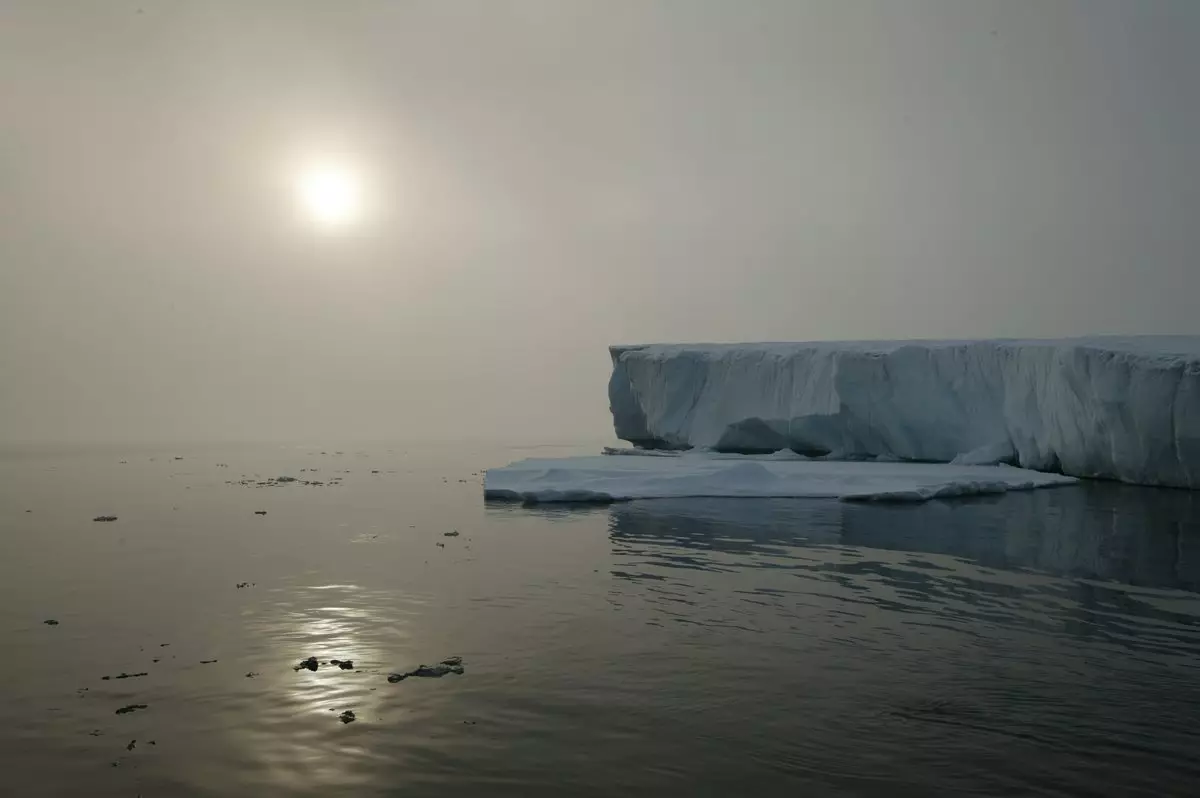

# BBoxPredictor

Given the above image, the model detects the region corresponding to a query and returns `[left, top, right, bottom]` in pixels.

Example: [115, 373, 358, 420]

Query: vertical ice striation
[608, 338, 1200, 488]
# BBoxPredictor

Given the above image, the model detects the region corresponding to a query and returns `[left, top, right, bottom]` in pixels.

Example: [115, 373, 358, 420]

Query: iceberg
[483, 451, 1076, 504]
[608, 337, 1200, 488]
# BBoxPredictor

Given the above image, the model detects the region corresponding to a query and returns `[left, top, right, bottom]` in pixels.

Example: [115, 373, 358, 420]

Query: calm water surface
[2, 443, 1199, 797]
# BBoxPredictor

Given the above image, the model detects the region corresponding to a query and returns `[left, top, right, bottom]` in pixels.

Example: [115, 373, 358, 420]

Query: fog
[2, 0, 1198, 444]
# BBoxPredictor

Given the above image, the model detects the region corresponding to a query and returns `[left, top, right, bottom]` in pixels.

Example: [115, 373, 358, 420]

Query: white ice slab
[608, 337, 1200, 488]
[484, 451, 1077, 504]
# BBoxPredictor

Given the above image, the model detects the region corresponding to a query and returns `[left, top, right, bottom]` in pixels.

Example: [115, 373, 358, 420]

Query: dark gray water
[3, 443, 1200, 797]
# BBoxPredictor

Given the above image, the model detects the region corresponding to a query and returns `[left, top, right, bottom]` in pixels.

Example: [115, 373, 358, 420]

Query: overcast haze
[2, 0, 1198, 444]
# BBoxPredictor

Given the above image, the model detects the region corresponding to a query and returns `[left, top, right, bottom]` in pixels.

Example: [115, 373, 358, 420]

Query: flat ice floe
[484, 450, 1077, 504]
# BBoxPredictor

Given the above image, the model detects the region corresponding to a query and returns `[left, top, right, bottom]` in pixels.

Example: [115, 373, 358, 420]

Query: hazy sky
[2, 0, 1198, 443]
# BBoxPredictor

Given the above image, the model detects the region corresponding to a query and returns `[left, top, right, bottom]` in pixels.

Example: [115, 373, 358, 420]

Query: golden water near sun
[4, 443, 1200, 796]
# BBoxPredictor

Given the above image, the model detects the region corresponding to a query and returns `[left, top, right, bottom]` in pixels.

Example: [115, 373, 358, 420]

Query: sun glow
[294, 162, 363, 229]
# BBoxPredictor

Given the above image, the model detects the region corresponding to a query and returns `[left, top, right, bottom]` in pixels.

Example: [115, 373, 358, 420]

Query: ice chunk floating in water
[608, 337, 1200, 488]
[484, 452, 1076, 504]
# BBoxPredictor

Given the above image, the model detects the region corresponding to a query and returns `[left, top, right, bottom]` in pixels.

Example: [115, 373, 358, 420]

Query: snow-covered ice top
[608, 337, 1200, 488]
[483, 450, 1076, 504]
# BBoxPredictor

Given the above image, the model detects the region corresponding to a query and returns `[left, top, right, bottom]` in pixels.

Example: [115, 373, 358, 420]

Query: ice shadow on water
[606, 486, 1200, 665]
[606, 483, 1200, 592]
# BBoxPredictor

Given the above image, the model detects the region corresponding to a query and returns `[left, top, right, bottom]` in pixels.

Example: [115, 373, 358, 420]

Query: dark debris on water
[93, 516, 118, 522]
[388, 656, 464, 683]
[339, 710, 356, 724]
[229, 475, 331, 489]
[330, 659, 355, 670]
[295, 657, 319, 672]
[115, 704, 148, 715]
[102, 672, 148, 681]
[44, 619, 59, 626]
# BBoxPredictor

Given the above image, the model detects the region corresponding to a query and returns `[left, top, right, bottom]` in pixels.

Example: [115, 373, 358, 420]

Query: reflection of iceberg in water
[608, 485, 1200, 592]
[607, 497, 843, 552]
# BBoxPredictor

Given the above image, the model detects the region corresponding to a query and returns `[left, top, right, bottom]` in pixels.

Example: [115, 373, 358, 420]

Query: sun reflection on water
[214, 582, 462, 793]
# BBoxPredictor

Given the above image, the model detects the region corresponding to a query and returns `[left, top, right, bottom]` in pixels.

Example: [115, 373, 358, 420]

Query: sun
[294, 162, 363, 229]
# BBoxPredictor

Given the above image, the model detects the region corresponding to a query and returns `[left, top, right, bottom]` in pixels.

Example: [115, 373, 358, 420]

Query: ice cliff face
[608, 338, 1200, 488]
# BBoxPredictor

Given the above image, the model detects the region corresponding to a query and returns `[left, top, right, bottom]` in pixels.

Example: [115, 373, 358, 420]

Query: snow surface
[483, 451, 1077, 504]
[608, 337, 1200, 488]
